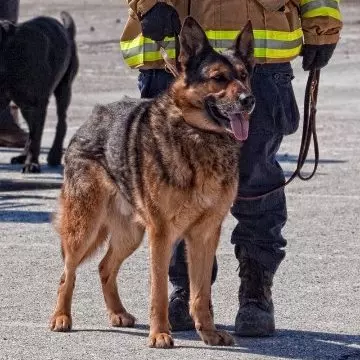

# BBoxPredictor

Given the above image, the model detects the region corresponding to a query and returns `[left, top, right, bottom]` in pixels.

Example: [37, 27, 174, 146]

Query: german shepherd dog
[50, 17, 255, 348]
[0, 12, 78, 173]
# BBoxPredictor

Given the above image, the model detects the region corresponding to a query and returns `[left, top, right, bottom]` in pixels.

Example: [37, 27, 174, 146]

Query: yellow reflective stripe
[254, 45, 302, 59]
[205, 30, 239, 40]
[300, 0, 341, 19]
[121, 28, 303, 49]
[120, 28, 304, 66]
[301, 0, 339, 5]
[120, 36, 175, 51]
[205, 29, 303, 42]
[253, 28, 303, 42]
[124, 49, 176, 67]
[302, 7, 341, 20]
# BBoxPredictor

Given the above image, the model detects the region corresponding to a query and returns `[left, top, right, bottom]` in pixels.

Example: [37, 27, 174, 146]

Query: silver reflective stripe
[254, 38, 302, 50]
[209, 38, 303, 51]
[208, 39, 233, 49]
[122, 41, 176, 59]
[301, 0, 339, 16]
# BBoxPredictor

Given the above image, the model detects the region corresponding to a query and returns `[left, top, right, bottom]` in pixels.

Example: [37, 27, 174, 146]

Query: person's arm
[299, 0, 343, 70]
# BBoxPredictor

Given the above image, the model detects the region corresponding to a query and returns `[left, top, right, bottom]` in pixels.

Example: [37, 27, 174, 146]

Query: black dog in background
[0, 11, 78, 173]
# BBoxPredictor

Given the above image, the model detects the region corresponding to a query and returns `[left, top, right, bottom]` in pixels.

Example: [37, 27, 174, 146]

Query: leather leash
[158, 34, 180, 77]
[158, 41, 321, 201]
[237, 69, 320, 200]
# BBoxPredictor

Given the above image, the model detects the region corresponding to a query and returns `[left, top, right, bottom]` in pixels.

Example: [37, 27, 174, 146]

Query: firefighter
[120, 0, 342, 336]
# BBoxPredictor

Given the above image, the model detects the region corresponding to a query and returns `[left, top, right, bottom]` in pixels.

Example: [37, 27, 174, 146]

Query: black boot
[235, 257, 275, 337]
[168, 288, 215, 332]
[168, 288, 195, 331]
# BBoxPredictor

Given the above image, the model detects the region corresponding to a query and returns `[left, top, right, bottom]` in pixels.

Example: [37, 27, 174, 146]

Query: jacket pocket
[250, 68, 300, 135]
[272, 72, 300, 135]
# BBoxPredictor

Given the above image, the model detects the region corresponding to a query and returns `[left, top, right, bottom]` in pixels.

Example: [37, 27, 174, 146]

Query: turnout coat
[120, 0, 342, 69]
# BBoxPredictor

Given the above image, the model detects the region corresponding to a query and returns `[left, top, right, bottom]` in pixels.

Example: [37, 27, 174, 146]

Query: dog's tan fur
[50, 17, 255, 348]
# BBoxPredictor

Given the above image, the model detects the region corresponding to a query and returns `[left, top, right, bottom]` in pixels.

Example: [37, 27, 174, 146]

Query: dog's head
[172, 17, 255, 141]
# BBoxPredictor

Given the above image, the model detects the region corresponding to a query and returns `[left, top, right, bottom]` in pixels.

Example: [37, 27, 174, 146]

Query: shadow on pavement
[0, 147, 52, 154]
[227, 328, 360, 360]
[0, 194, 57, 223]
[0, 179, 62, 192]
[72, 325, 360, 359]
[277, 153, 347, 164]
[0, 194, 57, 201]
[0, 180, 60, 223]
[0, 162, 63, 174]
[0, 210, 51, 223]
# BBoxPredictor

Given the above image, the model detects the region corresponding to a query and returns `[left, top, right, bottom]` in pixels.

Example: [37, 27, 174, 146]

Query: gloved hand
[140, 2, 181, 42]
[302, 44, 337, 71]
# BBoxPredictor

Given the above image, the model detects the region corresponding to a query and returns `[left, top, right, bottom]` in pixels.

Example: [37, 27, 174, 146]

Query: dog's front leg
[186, 222, 234, 346]
[148, 225, 174, 349]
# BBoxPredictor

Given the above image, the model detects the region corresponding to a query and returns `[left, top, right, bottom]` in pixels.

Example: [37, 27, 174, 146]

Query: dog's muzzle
[205, 91, 256, 142]
[238, 93, 256, 114]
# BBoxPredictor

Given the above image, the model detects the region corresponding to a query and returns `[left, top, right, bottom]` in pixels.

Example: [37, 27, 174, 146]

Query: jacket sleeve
[300, 0, 343, 45]
[127, 0, 171, 18]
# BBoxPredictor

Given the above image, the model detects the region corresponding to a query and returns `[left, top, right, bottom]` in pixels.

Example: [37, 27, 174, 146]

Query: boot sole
[235, 325, 275, 337]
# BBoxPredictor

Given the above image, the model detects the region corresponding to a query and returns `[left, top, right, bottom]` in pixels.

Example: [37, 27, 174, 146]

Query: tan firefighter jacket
[120, 0, 342, 69]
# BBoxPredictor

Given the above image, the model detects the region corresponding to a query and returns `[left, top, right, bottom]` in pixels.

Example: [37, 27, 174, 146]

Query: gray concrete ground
[0, 1, 359, 359]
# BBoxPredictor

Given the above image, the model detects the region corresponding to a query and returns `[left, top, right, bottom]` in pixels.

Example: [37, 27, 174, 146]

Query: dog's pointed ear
[232, 21, 255, 70]
[179, 16, 211, 65]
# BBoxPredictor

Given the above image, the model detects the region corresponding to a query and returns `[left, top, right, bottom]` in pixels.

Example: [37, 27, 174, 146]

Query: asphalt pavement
[0, 1, 359, 359]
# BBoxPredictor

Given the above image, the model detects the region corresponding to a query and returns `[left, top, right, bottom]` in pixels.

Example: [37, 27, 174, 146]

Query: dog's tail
[60, 11, 76, 39]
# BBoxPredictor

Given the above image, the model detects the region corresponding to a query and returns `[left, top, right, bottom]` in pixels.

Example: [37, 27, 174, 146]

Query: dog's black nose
[240, 94, 255, 112]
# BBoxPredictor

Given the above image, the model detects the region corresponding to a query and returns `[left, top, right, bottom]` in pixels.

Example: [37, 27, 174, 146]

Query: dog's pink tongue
[230, 113, 249, 141]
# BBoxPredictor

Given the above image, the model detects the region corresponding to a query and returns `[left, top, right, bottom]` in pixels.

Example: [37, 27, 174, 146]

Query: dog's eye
[211, 74, 228, 83]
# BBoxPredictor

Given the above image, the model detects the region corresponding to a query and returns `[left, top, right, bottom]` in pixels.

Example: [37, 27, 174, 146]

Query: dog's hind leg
[50, 224, 108, 332]
[99, 219, 144, 327]
[48, 75, 73, 166]
[48, 41, 78, 167]
[47, 85, 70, 166]
[50, 163, 111, 331]
[186, 219, 234, 346]
[11, 103, 48, 173]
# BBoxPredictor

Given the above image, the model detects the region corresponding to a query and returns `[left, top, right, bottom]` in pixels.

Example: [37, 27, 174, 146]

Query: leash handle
[237, 69, 321, 201]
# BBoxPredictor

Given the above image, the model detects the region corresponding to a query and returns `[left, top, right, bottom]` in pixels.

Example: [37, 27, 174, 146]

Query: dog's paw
[109, 312, 136, 327]
[22, 163, 41, 173]
[11, 154, 26, 164]
[50, 314, 72, 332]
[198, 329, 234, 346]
[148, 333, 174, 349]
